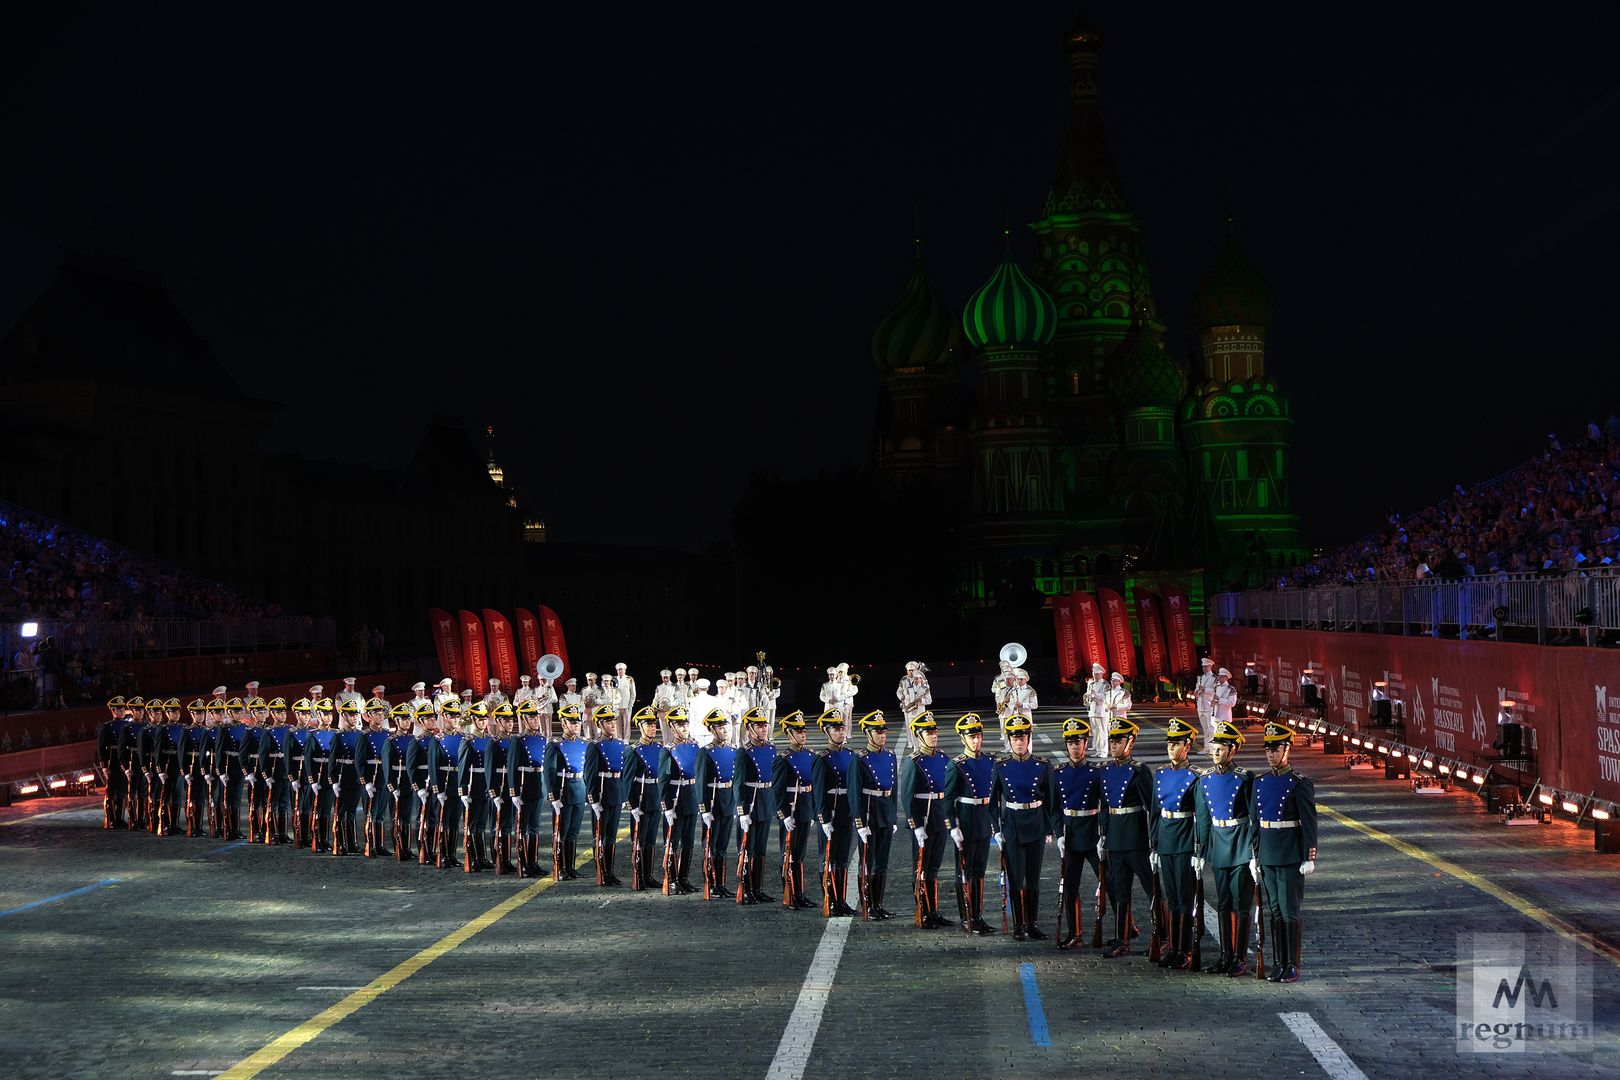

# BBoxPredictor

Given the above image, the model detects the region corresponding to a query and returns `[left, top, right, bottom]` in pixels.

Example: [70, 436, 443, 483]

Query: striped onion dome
[871, 248, 957, 373]
[962, 238, 1058, 350]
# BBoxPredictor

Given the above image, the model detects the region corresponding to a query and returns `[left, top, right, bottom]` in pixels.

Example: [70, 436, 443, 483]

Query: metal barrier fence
[1213, 569, 1620, 645]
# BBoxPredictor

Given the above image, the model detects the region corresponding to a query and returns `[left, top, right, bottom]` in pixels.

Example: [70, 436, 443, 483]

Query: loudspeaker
[1595, 818, 1620, 854]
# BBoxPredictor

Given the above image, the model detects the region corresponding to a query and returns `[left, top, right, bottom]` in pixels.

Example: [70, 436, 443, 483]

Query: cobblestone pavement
[3, 704, 1617, 1079]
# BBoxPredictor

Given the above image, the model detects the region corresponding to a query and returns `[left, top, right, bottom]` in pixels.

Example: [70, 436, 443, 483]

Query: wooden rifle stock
[953, 843, 968, 932]
[1147, 865, 1166, 963]
[1190, 868, 1205, 970]
[1092, 859, 1107, 948]
[1254, 867, 1267, 980]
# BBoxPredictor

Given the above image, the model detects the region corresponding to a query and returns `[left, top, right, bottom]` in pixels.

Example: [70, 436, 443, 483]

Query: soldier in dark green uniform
[899, 711, 952, 928]
[1050, 717, 1104, 949]
[330, 700, 365, 856]
[458, 702, 495, 871]
[734, 707, 778, 905]
[694, 707, 738, 899]
[545, 703, 589, 880]
[118, 696, 148, 832]
[362, 697, 393, 857]
[215, 698, 249, 841]
[813, 710, 857, 917]
[307, 697, 338, 852]
[772, 711, 817, 910]
[1251, 721, 1317, 983]
[157, 698, 185, 836]
[487, 702, 516, 873]
[239, 697, 266, 843]
[622, 706, 663, 889]
[433, 701, 465, 868]
[98, 696, 128, 829]
[990, 715, 1053, 941]
[1151, 716, 1202, 970]
[658, 708, 701, 895]
[415, 704, 447, 866]
[287, 699, 313, 848]
[257, 697, 294, 845]
[182, 699, 211, 837]
[583, 705, 627, 885]
[205, 697, 230, 838]
[1099, 718, 1155, 959]
[509, 700, 549, 877]
[387, 703, 418, 861]
[1194, 719, 1256, 975]
[944, 713, 996, 934]
[137, 699, 164, 834]
[848, 710, 898, 920]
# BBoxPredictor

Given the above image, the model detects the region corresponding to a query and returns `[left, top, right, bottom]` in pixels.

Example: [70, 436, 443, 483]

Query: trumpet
[849, 672, 861, 685]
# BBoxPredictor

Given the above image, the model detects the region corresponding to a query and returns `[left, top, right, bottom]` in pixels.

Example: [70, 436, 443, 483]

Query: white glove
[309, 781, 318, 792]
[387, 785, 397, 797]
[1192, 856, 1205, 873]
[416, 788, 427, 802]
[993, 831, 1003, 847]
[740, 816, 751, 833]
[552, 800, 564, 816]
[460, 795, 471, 808]
[1249, 857, 1261, 882]
[820, 822, 834, 840]
[436, 793, 446, 805]
[857, 826, 872, 844]
[244, 773, 256, 785]
[701, 812, 715, 828]
[629, 807, 642, 823]
[1097, 840, 1107, 860]
[511, 796, 522, 809]
[330, 782, 340, 795]
[912, 826, 928, 845]
[1299, 859, 1315, 876]
[663, 808, 676, 827]
[950, 826, 964, 848]
[590, 801, 603, 817]
[1149, 851, 1161, 872]
[365, 783, 376, 798]
[783, 816, 796, 833]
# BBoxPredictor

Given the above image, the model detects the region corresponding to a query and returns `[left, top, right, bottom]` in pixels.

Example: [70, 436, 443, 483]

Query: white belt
[470, 768, 484, 774]
[1109, 806, 1143, 815]
[670, 778, 694, 786]
[1004, 800, 1042, 811]
[562, 770, 580, 778]
[745, 781, 770, 788]
[957, 796, 989, 805]
[633, 776, 657, 784]
[519, 766, 539, 773]
[862, 787, 891, 797]
[1160, 809, 1193, 819]
[829, 787, 847, 795]
[268, 753, 284, 759]
[600, 771, 621, 778]
[1211, 816, 1246, 827]
[786, 785, 811, 793]
[1260, 819, 1300, 829]
[912, 792, 943, 800]
[1064, 808, 1100, 817]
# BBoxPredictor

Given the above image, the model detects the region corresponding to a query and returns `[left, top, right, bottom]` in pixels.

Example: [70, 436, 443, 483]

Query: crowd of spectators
[1275, 418, 1620, 588]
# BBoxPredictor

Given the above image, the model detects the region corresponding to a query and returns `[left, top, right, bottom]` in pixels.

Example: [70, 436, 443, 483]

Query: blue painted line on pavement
[207, 841, 249, 855]
[1019, 962, 1051, 1047]
[0, 878, 122, 919]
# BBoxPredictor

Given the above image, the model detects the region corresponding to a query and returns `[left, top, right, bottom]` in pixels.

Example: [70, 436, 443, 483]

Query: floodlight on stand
[1537, 789, 1556, 807]
[1592, 804, 1613, 822]
[20, 621, 39, 638]
[1438, 762, 1452, 776]
[1560, 797, 1582, 815]
[1421, 754, 1435, 770]
[1471, 767, 1488, 787]
[17, 778, 42, 796]
[47, 776, 67, 791]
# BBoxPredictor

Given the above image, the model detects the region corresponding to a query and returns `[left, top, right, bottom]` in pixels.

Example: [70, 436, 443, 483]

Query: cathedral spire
[1046, 12, 1126, 215]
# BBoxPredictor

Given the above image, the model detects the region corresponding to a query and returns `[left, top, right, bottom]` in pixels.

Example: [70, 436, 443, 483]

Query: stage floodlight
[20, 621, 39, 638]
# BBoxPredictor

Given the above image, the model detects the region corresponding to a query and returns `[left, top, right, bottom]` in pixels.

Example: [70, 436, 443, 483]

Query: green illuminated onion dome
[1191, 230, 1273, 329]
[962, 247, 1058, 350]
[871, 252, 957, 373]
[1111, 328, 1187, 410]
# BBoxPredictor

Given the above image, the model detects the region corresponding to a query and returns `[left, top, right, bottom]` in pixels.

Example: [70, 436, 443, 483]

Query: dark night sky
[4, 2, 1617, 553]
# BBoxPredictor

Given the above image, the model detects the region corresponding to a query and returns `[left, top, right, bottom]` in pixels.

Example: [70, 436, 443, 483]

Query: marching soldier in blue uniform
[694, 707, 738, 899]
[1051, 717, 1105, 949]
[583, 704, 628, 885]
[331, 704, 365, 856]
[488, 703, 516, 874]
[257, 698, 293, 845]
[118, 697, 147, 831]
[1194, 719, 1256, 975]
[545, 703, 590, 880]
[1251, 721, 1317, 983]
[157, 699, 185, 836]
[623, 706, 666, 890]
[848, 710, 898, 920]
[215, 699, 249, 841]
[813, 710, 857, 917]
[1099, 718, 1155, 958]
[239, 698, 265, 843]
[510, 700, 549, 877]
[362, 697, 393, 857]
[772, 711, 817, 910]
[205, 697, 229, 838]
[415, 705, 446, 866]
[98, 697, 128, 829]
[183, 699, 211, 837]
[658, 708, 701, 895]
[308, 697, 338, 852]
[899, 711, 953, 928]
[944, 713, 996, 934]
[387, 703, 418, 861]
[133, 699, 160, 834]
[435, 702, 465, 868]
[734, 707, 779, 905]
[458, 703, 495, 872]
[287, 699, 313, 847]
[990, 715, 1053, 941]
[1151, 717, 1202, 970]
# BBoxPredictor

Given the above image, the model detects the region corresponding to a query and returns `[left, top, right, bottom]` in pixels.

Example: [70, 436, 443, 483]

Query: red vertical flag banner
[483, 609, 520, 690]
[1096, 588, 1136, 678]
[1071, 590, 1109, 676]
[459, 610, 489, 694]
[514, 608, 542, 680]
[1160, 584, 1198, 675]
[1137, 591, 1170, 679]
[539, 605, 571, 684]
[428, 608, 463, 686]
[1051, 595, 1080, 688]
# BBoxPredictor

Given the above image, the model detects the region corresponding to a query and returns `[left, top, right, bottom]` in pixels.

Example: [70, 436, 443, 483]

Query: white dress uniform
[837, 676, 858, 723]
[897, 672, 931, 748]
[819, 671, 841, 719]
[615, 669, 637, 730]
[1104, 678, 1133, 741]
[1213, 677, 1238, 726]
[1194, 664, 1219, 745]
[511, 679, 537, 711]
[336, 680, 365, 716]
[482, 680, 509, 709]
[687, 683, 719, 748]
[1084, 671, 1111, 759]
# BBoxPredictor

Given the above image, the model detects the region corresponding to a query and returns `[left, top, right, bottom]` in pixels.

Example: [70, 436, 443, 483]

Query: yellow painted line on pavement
[219, 825, 630, 1080]
[1318, 801, 1620, 970]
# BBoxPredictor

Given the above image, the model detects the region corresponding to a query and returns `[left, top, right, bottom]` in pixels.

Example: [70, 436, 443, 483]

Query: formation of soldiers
[92, 668, 1318, 982]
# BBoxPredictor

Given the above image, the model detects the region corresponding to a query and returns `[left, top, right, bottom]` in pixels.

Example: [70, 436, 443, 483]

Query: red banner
[483, 609, 520, 690]
[428, 608, 462, 686]
[1161, 583, 1198, 675]
[514, 608, 542, 681]
[1136, 591, 1169, 678]
[539, 605, 571, 684]
[1052, 594, 1080, 687]
[1213, 626, 1620, 803]
[1096, 588, 1135, 678]
[459, 610, 489, 693]
[1071, 590, 1109, 676]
